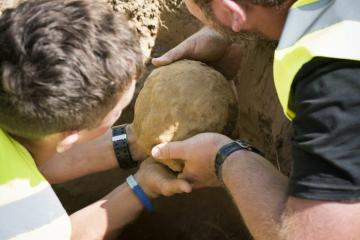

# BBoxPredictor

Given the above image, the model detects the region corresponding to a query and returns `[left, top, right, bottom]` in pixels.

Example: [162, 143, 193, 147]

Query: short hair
[0, 0, 143, 139]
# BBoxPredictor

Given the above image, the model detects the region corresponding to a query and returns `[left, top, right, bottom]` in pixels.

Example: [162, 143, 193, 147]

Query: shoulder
[292, 57, 360, 108]
[0, 129, 71, 240]
[0, 179, 71, 239]
[288, 57, 360, 201]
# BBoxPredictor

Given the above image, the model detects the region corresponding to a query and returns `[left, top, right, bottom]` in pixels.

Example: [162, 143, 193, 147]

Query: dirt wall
[0, 1, 292, 239]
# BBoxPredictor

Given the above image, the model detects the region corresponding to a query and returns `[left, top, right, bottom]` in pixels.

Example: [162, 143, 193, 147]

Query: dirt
[131, 60, 237, 171]
[0, 0, 22, 13]
[0, 1, 292, 239]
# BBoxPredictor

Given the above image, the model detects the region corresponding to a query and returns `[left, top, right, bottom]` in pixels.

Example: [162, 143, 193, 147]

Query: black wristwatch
[215, 140, 263, 181]
[112, 125, 138, 169]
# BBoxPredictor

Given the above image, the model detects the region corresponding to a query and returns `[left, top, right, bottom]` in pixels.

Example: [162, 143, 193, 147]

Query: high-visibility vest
[274, 0, 360, 120]
[0, 129, 71, 240]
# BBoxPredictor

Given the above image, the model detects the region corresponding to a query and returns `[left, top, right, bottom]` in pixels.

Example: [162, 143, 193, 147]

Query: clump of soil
[108, 0, 185, 59]
[131, 60, 237, 171]
[0, 0, 23, 14]
[108, 0, 161, 59]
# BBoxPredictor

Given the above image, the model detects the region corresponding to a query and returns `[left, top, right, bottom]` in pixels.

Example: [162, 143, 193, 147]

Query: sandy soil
[0, 1, 292, 239]
[132, 60, 237, 171]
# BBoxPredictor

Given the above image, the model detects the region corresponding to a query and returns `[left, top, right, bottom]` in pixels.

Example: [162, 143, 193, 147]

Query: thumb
[151, 141, 187, 160]
[152, 41, 189, 67]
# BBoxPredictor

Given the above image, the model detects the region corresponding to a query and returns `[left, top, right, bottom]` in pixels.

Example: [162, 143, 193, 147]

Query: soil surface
[0, 1, 292, 239]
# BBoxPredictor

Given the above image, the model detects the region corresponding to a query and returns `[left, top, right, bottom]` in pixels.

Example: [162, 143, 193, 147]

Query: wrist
[212, 136, 233, 153]
[221, 149, 247, 179]
[134, 172, 157, 199]
[215, 140, 263, 182]
[126, 124, 147, 162]
[112, 124, 138, 169]
[127, 174, 154, 212]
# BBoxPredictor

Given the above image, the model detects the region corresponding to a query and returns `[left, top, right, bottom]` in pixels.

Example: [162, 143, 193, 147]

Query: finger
[178, 173, 196, 184]
[152, 41, 190, 67]
[151, 141, 187, 160]
[161, 179, 192, 196]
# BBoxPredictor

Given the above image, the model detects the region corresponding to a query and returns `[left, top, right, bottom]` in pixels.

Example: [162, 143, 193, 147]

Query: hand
[126, 124, 148, 162]
[151, 133, 233, 188]
[135, 158, 192, 198]
[152, 27, 242, 79]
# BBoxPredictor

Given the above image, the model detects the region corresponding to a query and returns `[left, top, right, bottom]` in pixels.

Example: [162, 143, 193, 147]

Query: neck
[12, 134, 59, 166]
[256, 0, 295, 40]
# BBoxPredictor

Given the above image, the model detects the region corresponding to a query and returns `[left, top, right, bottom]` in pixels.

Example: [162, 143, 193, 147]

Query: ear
[222, 0, 247, 32]
[56, 131, 80, 153]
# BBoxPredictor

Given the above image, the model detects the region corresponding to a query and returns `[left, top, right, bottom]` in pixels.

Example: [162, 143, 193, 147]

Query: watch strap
[215, 140, 263, 180]
[112, 125, 138, 169]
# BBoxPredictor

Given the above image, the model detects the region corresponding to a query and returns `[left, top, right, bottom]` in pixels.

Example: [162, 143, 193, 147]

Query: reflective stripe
[0, 180, 49, 207]
[0, 129, 71, 239]
[13, 214, 71, 240]
[279, 0, 360, 49]
[291, 0, 321, 9]
[274, 0, 360, 120]
[0, 185, 71, 240]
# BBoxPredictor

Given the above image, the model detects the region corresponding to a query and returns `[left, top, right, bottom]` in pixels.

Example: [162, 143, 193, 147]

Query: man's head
[187, 0, 294, 40]
[0, 0, 142, 147]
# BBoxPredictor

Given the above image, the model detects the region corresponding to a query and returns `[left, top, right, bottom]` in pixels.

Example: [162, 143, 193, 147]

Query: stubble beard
[205, 13, 278, 46]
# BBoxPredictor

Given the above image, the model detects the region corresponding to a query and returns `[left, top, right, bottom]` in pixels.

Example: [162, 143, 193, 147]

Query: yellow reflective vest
[274, 0, 360, 120]
[0, 129, 71, 240]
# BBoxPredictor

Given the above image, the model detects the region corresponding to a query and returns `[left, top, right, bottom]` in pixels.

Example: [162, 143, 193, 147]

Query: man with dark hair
[0, 1, 191, 239]
[151, 0, 360, 239]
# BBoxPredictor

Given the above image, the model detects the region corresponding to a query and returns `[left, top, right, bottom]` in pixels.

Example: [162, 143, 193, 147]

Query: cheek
[114, 110, 122, 122]
[85, 112, 121, 141]
[78, 127, 108, 144]
[100, 116, 117, 133]
[107, 110, 122, 126]
[90, 127, 108, 139]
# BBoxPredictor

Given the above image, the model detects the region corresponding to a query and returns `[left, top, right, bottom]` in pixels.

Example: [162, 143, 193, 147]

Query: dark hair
[0, 0, 143, 139]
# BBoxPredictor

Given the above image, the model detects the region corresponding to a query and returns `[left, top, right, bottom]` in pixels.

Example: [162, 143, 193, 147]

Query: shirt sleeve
[288, 57, 360, 201]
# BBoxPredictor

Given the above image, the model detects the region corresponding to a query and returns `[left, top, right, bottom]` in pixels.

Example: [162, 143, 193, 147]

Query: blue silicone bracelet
[126, 175, 154, 212]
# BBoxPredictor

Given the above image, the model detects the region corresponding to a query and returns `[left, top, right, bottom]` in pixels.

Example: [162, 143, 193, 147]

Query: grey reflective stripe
[0, 185, 67, 239]
[278, 0, 360, 50]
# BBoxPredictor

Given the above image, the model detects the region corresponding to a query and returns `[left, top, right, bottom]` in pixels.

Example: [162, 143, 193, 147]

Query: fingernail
[56, 146, 65, 153]
[183, 185, 192, 193]
[152, 147, 161, 158]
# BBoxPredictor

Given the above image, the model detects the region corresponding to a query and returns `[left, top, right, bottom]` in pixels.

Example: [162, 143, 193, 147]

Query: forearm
[69, 158, 190, 240]
[222, 151, 288, 240]
[70, 182, 143, 240]
[40, 130, 118, 184]
[40, 126, 146, 184]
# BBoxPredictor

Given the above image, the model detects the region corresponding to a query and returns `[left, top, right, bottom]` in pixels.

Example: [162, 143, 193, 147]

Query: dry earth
[0, 1, 292, 239]
[132, 60, 238, 171]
